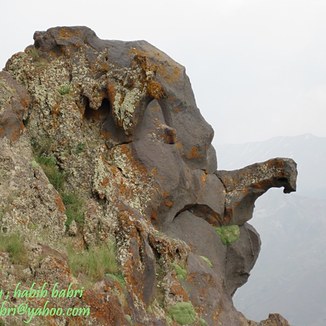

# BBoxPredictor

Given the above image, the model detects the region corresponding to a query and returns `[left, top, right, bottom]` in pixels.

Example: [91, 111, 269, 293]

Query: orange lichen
[58, 27, 81, 40]
[20, 96, 30, 108]
[175, 142, 183, 151]
[186, 146, 203, 160]
[100, 177, 110, 187]
[54, 194, 65, 213]
[150, 210, 158, 221]
[156, 64, 181, 85]
[83, 287, 125, 324]
[173, 106, 182, 114]
[107, 84, 116, 104]
[147, 80, 165, 100]
[169, 280, 189, 301]
[201, 173, 208, 184]
[164, 199, 174, 208]
[51, 103, 60, 116]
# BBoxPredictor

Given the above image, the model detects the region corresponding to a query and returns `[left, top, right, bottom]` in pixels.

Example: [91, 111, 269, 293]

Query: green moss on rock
[168, 302, 196, 325]
[215, 225, 240, 245]
[172, 262, 187, 281]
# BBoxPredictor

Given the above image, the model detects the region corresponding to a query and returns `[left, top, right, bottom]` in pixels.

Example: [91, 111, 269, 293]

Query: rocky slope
[0, 26, 297, 326]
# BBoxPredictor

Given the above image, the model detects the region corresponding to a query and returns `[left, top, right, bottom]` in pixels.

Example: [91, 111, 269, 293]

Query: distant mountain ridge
[216, 134, 326, 326]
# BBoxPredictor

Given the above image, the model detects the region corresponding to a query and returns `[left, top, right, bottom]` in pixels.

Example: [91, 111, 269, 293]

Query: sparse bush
[36, 154, 65, 192]
[31, 137, 53, 157]
[67, 239, 120, 282]
[167, 302, 196, 325]
[32, 139, 85, 228]
[27, 47, 40, 62]
[215, 225, 240, 245]
[62, 192, 85, 227]
[0, 233, 28, 265]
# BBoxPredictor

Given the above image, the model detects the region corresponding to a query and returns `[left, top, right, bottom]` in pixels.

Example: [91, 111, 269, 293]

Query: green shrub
[168, 302, 196, 325]
[67, 239, 120, 282]
[0, 233, 28, 265]
[172, 262, 187, 281]
[215, 225, 240, 245]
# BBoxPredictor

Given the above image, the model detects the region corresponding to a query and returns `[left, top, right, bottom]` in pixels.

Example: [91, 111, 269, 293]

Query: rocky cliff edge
[0, 26, 297, 326]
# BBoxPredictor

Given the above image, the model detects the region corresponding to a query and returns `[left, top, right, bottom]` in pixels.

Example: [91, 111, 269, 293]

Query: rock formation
[0, 26, 297, 325]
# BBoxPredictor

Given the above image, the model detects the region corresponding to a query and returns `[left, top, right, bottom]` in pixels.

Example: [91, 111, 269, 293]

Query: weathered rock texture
[0, 26, 297, 325]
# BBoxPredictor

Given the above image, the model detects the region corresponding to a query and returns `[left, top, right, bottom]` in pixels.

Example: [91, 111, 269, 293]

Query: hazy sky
[1, 0, 326, 144]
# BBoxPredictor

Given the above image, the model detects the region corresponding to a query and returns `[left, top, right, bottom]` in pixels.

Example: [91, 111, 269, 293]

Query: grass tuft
[62, 192, 85, 227]
[36, 154, 65, 192]
[0, 233, 28, 265]
[67, 239, 120, 282]
[32, 141, 85, 228]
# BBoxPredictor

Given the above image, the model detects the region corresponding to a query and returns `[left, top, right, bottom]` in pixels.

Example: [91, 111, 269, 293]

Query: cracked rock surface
[0, 26, 297, 325]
